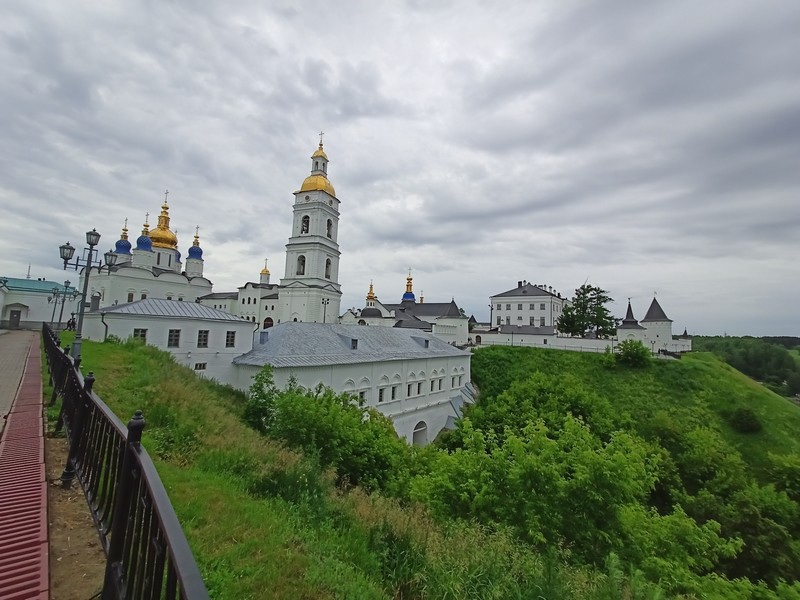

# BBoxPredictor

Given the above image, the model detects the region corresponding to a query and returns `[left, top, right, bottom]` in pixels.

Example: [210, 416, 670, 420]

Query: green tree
[616, 340, 652, 368]
[557, 284, 617, 338]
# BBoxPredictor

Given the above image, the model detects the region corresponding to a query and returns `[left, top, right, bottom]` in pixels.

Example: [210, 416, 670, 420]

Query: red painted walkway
[0, 331, 48, 600]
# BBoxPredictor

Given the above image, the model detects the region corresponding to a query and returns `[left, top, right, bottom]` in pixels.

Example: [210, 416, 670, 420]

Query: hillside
[49, 336, 800, 598]
[470, 347, 800, 476]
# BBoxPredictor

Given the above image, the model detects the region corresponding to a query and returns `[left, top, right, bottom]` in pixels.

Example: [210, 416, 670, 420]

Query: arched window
[296, 255, 305, 275]
[358, 319, 366, 326]
[301, 215, 310, 234]
[264, 317, 274, 329]
[326, 219, 332, 238]
[314, 161, 319, 171]
[325, 259, 332, 279]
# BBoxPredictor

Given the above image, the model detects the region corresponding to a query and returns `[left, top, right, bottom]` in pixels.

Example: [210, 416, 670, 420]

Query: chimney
[518, 280, 522, 288]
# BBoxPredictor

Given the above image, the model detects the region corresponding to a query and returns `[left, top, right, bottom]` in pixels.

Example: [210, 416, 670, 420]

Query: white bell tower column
[278, 136, 342, 323]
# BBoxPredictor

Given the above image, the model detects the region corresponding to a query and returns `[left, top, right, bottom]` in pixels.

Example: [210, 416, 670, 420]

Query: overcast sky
[1, 1, 798, 336]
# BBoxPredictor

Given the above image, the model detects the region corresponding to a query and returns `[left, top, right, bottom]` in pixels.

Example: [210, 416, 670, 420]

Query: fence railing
[43, 323, 210, 600]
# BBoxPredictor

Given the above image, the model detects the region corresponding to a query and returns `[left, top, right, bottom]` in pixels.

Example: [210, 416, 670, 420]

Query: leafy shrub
[616, 340, 651, 368]
[104, 334, 123, 344]
[728, 406, 762, 434]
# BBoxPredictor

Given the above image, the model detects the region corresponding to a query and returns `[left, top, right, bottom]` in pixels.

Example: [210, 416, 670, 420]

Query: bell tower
[279, 136, 342, 323]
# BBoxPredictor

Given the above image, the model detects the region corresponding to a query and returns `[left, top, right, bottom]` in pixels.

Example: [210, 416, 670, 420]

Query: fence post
[103, 411, 146, 600]
[59, 372, 95, 489]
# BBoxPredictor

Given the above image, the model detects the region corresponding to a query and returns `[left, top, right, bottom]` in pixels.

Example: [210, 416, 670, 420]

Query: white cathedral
[80, 140, 473, 445]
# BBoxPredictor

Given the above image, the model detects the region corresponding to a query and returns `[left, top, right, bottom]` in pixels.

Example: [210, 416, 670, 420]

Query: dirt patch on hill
[47, 435, 107, 600]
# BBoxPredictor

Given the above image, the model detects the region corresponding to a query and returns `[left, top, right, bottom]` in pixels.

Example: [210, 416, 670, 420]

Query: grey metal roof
[492, 283, 557, 299]
[640, 297, 672, 322]
[234, 322, 468, 368]
[384, 299, 466, 319]
[100, 298, 246, 321]
[199, 292, 238, 300]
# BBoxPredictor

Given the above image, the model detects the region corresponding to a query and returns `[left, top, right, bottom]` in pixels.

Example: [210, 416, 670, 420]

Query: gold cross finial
[319, 130, 324, 146]
[145, 212, 149, 225]
[164, 189, 169, 202]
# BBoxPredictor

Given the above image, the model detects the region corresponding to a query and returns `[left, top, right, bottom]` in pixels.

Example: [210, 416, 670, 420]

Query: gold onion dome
[311, 141, 328, 160]
[300, 174, 336, 197]
[149, 200, 178, 249]
[260, 259, 270, 275]
[367, 281, 376, 301]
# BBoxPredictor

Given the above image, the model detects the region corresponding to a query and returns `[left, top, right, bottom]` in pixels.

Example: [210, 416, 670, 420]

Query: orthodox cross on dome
[164, 189, 169, 203]
[145, 212, 149, 225]
[318, 130, 324, 146]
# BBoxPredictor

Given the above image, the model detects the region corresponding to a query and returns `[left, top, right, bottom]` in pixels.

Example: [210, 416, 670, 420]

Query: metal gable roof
[234, 322, 468, 368]
[100, 298, 245, 322]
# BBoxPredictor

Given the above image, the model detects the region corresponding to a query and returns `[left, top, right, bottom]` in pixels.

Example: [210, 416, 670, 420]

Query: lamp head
[59, 241, 76, 263]
[85, 228, 101, 247]
[104, 250, 117, 267]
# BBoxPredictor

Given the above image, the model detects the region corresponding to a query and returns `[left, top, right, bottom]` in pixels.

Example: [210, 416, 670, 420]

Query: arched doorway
[263, 317, 274, 329]
[412, 421, 428, 446]
[475, 335, 482, 345]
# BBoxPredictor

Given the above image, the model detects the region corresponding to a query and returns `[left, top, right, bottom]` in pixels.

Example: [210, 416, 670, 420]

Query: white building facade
[81, 299, 256, 383]
[233, 323, 473, 445]
[490, 281, 568, 328]
[0, 277, 81, 330]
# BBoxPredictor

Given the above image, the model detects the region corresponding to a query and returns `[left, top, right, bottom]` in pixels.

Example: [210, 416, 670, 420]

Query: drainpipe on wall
[100, 312, 108, 341]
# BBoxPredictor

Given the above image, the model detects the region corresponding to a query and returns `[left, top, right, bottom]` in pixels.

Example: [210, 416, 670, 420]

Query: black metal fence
[43, 323, 210, 600]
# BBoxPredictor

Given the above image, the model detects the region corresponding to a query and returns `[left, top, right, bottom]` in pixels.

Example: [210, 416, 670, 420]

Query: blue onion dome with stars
[114, 220, 132, 254]
[135, 218, 153, 251]
[187, 227, 203, 259]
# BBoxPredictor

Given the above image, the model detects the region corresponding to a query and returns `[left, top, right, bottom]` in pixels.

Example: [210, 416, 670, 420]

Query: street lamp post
[47, 280, 76, 329]
[321, 298, 330, 323]
[58, 229, 115, 361]
[57, 280, 73, 329]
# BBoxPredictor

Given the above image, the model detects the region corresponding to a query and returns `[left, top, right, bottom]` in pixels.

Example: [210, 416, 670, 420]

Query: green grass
[46, 335, 668, 600]
[471, 346, 800, 479]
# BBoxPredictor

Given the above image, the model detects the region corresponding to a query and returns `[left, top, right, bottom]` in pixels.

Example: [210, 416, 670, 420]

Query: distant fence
[42, 323, 209, 600]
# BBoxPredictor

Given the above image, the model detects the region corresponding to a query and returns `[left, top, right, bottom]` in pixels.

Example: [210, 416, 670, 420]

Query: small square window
[197, 330, 209, 348]
[517, 316, 523, 321]
[225, 331, 236, 348]
[167, 329, 180, 347]
[517, 303, 522, 310]
[540, 303, 545, 310]
[141, 293, 147, 300]
[529, 303, 534, 310]
[194, 363, 207, 371]
[506, 304, 511, 310]
[133, 328, 147, 342]
[496, 303, 501, 310]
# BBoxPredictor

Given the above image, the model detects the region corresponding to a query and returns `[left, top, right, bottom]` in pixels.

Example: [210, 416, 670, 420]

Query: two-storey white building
[490, 281, 568, 328]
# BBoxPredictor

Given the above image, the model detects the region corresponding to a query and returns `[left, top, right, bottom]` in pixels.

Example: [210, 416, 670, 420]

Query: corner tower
[279, 139, 342, 323]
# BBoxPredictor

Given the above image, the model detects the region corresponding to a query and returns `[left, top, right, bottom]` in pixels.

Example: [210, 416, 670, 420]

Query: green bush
[616, 340, 651, 368]
[728, 406, 763, 434]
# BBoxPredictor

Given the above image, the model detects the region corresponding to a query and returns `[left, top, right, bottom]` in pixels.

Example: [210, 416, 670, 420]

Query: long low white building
[233, 322, 473, 445]
[81, 299, 257, 383]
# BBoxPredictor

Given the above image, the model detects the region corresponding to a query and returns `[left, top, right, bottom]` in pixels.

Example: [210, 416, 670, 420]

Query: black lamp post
[321, 298, 330, 323]
[58, 229, 115, 360]
[48, 280, 77, 329]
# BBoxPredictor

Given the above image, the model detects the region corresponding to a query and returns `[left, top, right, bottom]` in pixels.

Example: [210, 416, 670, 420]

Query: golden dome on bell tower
[299, 135, 336, 197]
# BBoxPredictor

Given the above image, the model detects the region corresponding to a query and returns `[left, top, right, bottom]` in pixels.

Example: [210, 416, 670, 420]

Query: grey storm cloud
[0, 0, 798, 335]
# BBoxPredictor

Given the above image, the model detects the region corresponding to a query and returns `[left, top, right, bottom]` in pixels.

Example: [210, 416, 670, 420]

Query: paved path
[0, 329, 49, 600]
[0, 330, 37, 436]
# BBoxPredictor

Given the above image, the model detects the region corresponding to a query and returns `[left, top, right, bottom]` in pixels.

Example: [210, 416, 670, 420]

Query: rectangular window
[417, 382, 423, 395]
[430, 380, 435, 392]
[225, 331, 236, 348]
[505, 304, 511, 310]
[166, 296, 172, 300]
[496, 316, 501, 325]
[194, 363, 207, 371]
[517, 303, 522, 310]
[496, 303, 501, 310]
[458, 375, 463, 386]
[127, 292, 134, 303]
[451, 376, 456, 387]
[407, 383, 412, 397]
[540, 303, 545, 310]
[543, 339, 548, 345]
[358, 390, 366, 401]
[530, 317, 535, 325]
[167, 329, 180, 347]
[378, 388, 385, 403]
[133, 328, 147, 342]
[505, 317, 510, 325]
[529, 303, 535, 310]
[517, 316, 523, 321]
[391, 386, 397, 400]
[438, 379, 443, 391]
[540, 317, 545, 326]
[141, 293, 147, 300]
[197, 330, 209, 348]
[351, 339, 358, 349]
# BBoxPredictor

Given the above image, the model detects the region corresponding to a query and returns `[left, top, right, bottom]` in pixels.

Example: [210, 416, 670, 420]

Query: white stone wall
[84, 266, 212, 308]
[234, 354, 471, 444]
[0, 288, 81, 329]
[82, 312, 255, 383]
[474, 331, 691, 353]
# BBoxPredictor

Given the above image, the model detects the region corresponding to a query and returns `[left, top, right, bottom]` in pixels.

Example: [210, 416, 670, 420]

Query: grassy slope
[50, 336, 627, 600]
[471, 347, 800, 476]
